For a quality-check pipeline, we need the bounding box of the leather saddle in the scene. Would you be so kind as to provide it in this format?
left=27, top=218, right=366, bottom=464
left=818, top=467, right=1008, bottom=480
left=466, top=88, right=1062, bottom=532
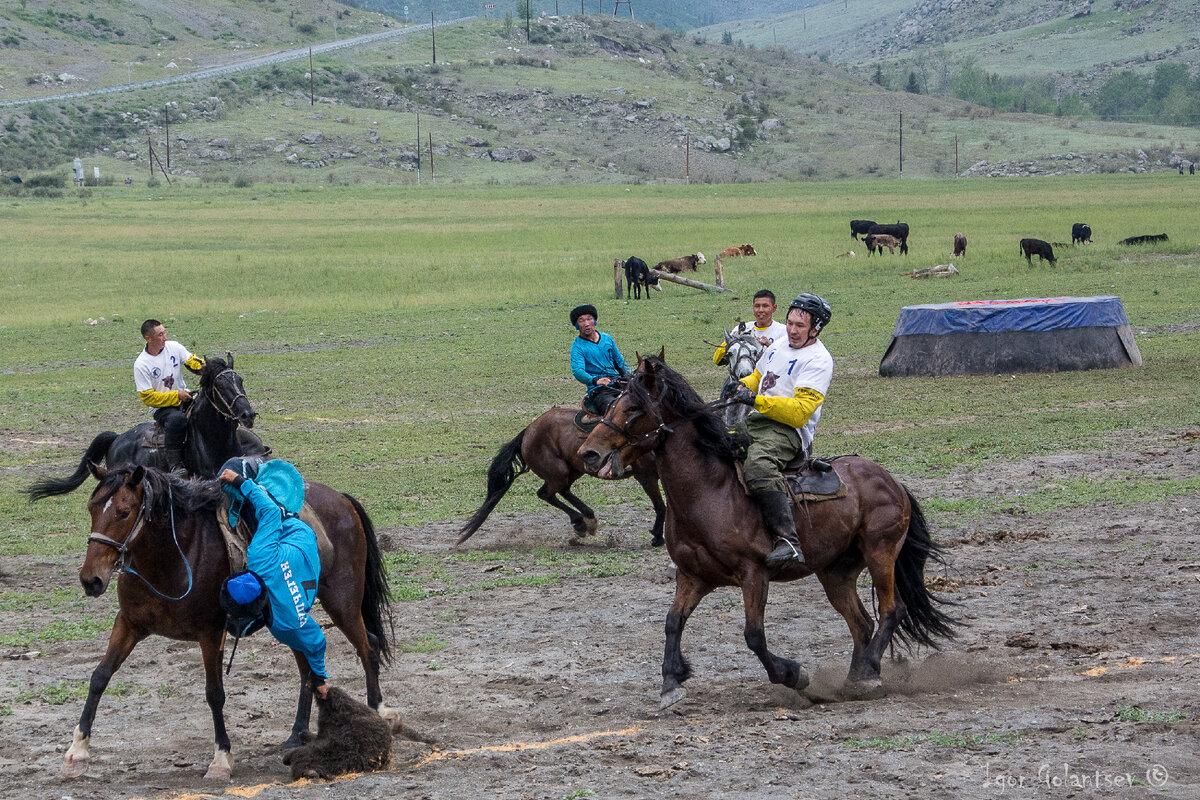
left=783, top=454, right=845, bottom=500
left=135, top=422, right=272, bottom=458
left=573, top=409, right=602, bottom=434
left=216, top=494, right=334, bottom=575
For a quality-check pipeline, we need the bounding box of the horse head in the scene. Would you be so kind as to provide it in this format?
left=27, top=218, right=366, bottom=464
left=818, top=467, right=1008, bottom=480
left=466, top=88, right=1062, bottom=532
left=199, top=355, right=256, bottom=429
left=580, top=350, right=671, bottom=478
left=724, top=332, right=764, bottom=381
left=80, top=465, right=147, bottom=597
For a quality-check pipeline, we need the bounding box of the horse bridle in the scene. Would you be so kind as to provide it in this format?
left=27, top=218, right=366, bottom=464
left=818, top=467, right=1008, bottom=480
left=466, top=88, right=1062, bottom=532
left=199, top=368, right=248, bottom=423
left=87, top=482, right=194, bottom=601
left=597, top=387, right=677, bottom=450
left=726, top=338, right=762, bottom=381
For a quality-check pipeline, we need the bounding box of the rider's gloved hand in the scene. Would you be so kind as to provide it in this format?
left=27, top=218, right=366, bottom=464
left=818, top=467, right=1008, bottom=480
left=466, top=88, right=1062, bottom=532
left=720, top=381, right=743, bottom=400
left=732, top=384, right=756, bottom=407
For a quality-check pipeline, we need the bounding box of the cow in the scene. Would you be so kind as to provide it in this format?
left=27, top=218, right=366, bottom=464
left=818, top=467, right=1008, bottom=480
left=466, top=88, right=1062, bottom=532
left=623, top=255, right=660, bottom=299
left=655, top=252, right=706, bottom=273
left=867, top=221, right=910, bottom=254
left=1019, top=238, right=1056, bottom=264
left=953, top=232, right=967, bottom=257
left=718, top=243, right=757, bottom=258
left=864, top=233, right=902, bottom=256
left=1071, top=223, right=1092, bottom=245
left=850, top=219, right=876, bottom=240
left=1120, top=233, right=1168, bottom=245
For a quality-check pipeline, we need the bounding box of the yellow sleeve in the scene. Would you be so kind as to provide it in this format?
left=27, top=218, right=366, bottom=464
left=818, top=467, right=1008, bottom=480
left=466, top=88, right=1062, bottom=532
left=139, top=388, right=182, bottom=408
left=713, top=342, right=729, bottom=365
left=741, top=370, right=763, bottom=393
left=184, top=354, right=206, bottom=373
left=753, top=387, right=824, bottom=429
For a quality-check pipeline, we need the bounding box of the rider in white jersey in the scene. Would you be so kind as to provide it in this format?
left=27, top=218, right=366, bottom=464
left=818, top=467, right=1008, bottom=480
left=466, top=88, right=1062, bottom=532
left=134, top=319, right=205, bottom=473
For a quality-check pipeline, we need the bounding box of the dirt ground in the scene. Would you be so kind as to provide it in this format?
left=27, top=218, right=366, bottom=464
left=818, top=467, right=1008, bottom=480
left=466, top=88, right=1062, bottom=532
left=2, top=435, right=1198, bottom=800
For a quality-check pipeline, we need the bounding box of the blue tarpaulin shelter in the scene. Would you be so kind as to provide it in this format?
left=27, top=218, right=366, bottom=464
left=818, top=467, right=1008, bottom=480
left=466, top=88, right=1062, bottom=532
left=879, top=296, right=1143, bottom=377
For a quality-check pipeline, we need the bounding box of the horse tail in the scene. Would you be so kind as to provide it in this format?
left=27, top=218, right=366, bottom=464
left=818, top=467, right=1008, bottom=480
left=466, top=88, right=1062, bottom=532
left=25, top=431, right=118, bottom=501
left=456, top=429, right=528, bottom=545
left=344, top=493, right=393, bottom=665
left=893, top=488, right=961, bottom=648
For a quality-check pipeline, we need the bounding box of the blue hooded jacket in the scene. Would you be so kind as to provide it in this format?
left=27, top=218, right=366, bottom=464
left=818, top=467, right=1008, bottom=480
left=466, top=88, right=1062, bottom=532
left=231, top=473, right=327, bottom=680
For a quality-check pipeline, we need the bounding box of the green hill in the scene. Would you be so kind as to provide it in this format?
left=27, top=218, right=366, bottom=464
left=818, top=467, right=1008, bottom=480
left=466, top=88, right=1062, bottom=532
left=0, top=0, right=392, bottom=100
left=2, top=14, right=1196, bottom=186
left=697, top=0, right=1200, bottom=102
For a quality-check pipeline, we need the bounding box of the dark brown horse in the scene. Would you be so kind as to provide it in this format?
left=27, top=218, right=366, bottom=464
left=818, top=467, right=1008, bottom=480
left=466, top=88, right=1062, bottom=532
left=578, top=355, right=957, bottom=707
left=457, top=406, right=666, bottom=547
left=57, top=464, right=394, bottom=781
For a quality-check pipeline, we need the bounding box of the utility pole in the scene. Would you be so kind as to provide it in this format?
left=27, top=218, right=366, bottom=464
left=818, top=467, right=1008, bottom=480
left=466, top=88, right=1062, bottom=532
left=431, top=11, right=436, bottom=63
left=899, top=112, right=903, bottom=179
left=164, top=105, right=170, bottom=169
left=416, top=110, right=421, bottom=186
left=309, top=47, right=315, bottom=105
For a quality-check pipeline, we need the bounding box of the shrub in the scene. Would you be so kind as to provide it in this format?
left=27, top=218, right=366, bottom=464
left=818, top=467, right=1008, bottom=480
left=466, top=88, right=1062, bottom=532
left=233, top=175, right=253, bottom=188
left=22, top=172, right=65, bottom=188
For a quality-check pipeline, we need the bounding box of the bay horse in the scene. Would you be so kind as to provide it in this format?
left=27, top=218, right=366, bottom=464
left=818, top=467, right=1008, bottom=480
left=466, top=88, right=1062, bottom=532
left=58, top=463, right=395, bottom=781
left=457, top=406, right=666, bottom=547
left=578, top=355, right=958, bottom=707
left=26, top=356, right=261, bottom=502
left=716, top=330, right=765, bottom=428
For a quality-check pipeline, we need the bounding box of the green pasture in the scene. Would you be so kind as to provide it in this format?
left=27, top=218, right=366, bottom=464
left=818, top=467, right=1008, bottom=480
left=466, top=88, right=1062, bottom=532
left=1, top=174, right=1197, bottom=557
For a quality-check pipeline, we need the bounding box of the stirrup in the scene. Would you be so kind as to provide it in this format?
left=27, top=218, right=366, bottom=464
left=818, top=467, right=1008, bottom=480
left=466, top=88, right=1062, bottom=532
left=765, top=538, right=803, bottom=568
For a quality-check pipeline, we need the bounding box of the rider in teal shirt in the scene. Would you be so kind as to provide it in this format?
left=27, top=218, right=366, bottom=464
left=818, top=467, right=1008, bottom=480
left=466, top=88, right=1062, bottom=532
left=569, top=304, right=629, bottom=414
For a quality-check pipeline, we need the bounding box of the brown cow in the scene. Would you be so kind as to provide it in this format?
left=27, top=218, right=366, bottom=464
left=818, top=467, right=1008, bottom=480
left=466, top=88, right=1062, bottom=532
left=718, top=243, right=757, bottom=258
left=953, top=232, right=967, bottom=257
left=864, top=233, right=901, bottom=256
left=655, top=252, right=706, bottom=273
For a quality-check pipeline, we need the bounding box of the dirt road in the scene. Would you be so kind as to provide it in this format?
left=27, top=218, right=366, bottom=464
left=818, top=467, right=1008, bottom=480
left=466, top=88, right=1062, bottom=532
left=2, top=437, right=1198, bottom=799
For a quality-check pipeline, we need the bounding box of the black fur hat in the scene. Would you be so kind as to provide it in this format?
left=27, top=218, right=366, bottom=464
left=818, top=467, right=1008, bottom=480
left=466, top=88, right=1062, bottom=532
left=570, top=304, right=598, bottom=328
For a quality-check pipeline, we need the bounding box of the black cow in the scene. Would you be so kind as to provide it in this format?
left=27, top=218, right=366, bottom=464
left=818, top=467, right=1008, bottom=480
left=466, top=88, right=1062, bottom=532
left=849, top=219, right=876, bottom=240
left=1120, top=233, right=1168, bottom=245
left=624, top=256, right=660, bottom=299
left=867, top=221, right=910, bottom=254
left=1071, top=223, right=1092, bottom=245
left=1019, top=238, right=1056, bottom=264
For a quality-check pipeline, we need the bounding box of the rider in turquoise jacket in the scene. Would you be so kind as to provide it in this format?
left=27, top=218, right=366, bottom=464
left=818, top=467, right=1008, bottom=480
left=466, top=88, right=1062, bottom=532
left=219, top=460, right=327, bottom=690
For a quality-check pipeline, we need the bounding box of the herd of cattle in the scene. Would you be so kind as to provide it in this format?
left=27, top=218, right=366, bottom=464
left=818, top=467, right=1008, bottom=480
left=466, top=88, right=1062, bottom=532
left=616, top=216, right=1169, bottom=298
left=852, top=218, right=1168, bottom=266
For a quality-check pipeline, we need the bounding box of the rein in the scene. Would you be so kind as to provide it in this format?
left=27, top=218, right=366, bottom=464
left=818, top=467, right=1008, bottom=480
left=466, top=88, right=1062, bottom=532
left=88, top=483, right=195, bottom=602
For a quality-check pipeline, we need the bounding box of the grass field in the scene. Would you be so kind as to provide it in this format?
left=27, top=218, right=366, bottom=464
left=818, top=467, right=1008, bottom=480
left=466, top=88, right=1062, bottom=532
left=1, top=174, right=1197, bottom=557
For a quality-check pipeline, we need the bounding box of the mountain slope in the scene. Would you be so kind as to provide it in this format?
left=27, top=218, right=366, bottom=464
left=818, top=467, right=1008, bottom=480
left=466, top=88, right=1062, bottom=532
left=0, top=0, right=393, bottom=101
left=1, top=15, right=1194, bottom=185
left=696, top=0, right=1200, bottom=96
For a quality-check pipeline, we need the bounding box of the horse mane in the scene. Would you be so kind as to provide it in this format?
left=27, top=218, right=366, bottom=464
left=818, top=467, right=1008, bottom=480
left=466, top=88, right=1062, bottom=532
left=631, top=357, right=748, bottom=464
left=199, top=355, right=230, bottom=391
left=94, top=466, right=225, bottom=520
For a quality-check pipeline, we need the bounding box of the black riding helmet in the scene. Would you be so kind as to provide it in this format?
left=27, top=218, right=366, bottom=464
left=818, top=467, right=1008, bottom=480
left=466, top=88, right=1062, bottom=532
left=788, top=293, right=832, bottom=334
left=570, top=304, right=599, bottom=328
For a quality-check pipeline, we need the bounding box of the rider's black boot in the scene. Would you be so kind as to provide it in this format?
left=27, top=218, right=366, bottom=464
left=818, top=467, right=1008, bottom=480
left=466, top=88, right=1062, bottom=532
left=164, top=448, right=187, bottom=477
left=753, top=490, right=805, bottom=568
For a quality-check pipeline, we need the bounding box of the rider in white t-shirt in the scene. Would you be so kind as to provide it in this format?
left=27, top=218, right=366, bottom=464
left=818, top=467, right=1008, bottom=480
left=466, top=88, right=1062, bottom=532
left=713, top=289, right=789, bottom=366
left=722, top=294, right=834, bottom=568
left=134, top=318, right=205, bottom=474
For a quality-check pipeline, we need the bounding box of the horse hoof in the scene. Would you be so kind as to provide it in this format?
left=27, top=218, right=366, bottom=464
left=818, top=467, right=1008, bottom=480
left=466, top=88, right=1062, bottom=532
left=659, top=687, right=686, bottom=710
left=584, top=517, right=599, bottom=535
left=204, top=748, right=233, bottom=782
left=60, top=756, right=89, bottom=779
left=378, top=705, right=403, bottom=733
left=788, top=666, right=811, bottom=692
left=842, top=678, right=885, bottom=701
left=650, top=533, right=665, bottom=548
